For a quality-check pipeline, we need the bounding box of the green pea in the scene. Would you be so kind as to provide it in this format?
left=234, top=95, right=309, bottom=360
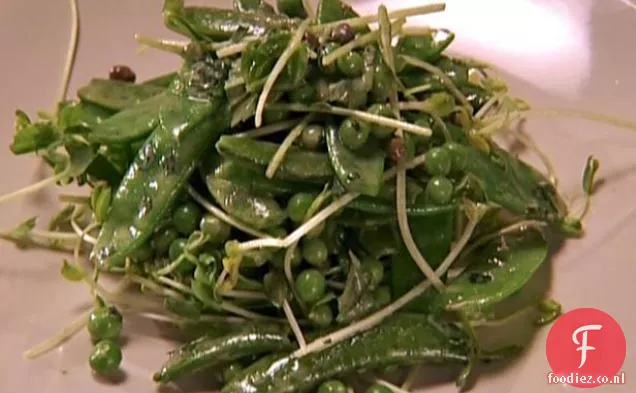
left=366, top=384, right=393, bottom=393
left=373, top=286, right=391, bottom=307
left=199, top=214, right=231, bottom=245
left=339, top=118, right=369, bottom=150
left=320, top=43, right=340, bottom=75
left=363, top=259, right=384, bottom=286
left=271, top=246, right=302, bottom=270
left=425, top=176, right=454, bottom=205
left=367, top=104, right=395, bottom=138
left=309, top=304, right=333, bottom=327
left=172, top=202, right=202, bottom=235
left=425, top=146, right=452, bottom=176
left=269, top=226, right=288, bottom=239
left=445, top=142, right=467, bottom=172
left=130, top=241, right=154, bottom=263
left=336, top=51, right=364, bottom=77
left=263, top=109, right=289, bottom=124
left=301, top=124, right=324, bottom=150
left=168, top=238, right=188, bottom=262
left=318, top=379, right=348, bottom=393
left=89, top=340, right=122, bottom=376
left=87, top=306, right=123, bottom=341
left=289, top=84, right=315, bottom=103
left=295, top=269, right=326, bottom=303
left=287, top=192, right=315, bottom=223
left=222, top=362, right=244, bottom=383
left=153, top=227, right=178, bottom=256
left=302, top=238, right=328, bottom=267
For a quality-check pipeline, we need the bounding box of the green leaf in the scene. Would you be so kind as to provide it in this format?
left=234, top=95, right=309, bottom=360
left=60, top=260, right=86, bottom=282
left=1, top=217, right=38, bottom=248
left=336, top=252, right=378, bottom=322
left=65, top=141, right=96, bottom=177
left=241, top=32, right=291, bottom=86
left=48, top=205, right=75, bottom=231
left=165, top=297, right=202, bottom=319
left=77, top=78, right=163, bottom=112
left=396, top=29, right=455, bottom=64
left=325, top=125, right=385, bottom=196
left=316, top=0, right=365, bottom=31
left=10, top=113, right=58, bottom=154
left=439, top=228, right=548, bottom=313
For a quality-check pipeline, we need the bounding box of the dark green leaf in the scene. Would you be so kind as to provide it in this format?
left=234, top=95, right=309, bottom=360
left=439, top=228, right=548, bottom=313
left=241, top=32, right=291, bottom=85
left=336, top=252, right=377, bottom=322
left=325, top=125, right=385, bottom=196
left=264, top=272, right=291, bottom=307
left=10, top=114, right=57, bottom=154
left=316, top=0, right=367, bottom=33
left=165, top=297, right=202, bottom=319
left=396, top=29, right=455, bottom=64
left=60, top=260, right=86, bottom=282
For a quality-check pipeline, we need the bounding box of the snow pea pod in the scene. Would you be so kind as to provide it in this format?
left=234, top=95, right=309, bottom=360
left=216, top=136, right=333, bottom=182
left=91, top=57, right=230, bottom=269
left=163, top=0, right=296, bottom=42
left=346, top=197, right=455, bottom=217
left=438, top=228, right=548, bottom=313
left=221, top=314, right=469, bottom=393
left=154, top=323, right=292, bottom=383
left=77, top=78, right=164, bottom=112
left=207, top=177, right=287, bottom=230
left=86, top=93, right=169, bottom=145
left=325, top=124, right=385, bottom=197
left=205, top=158, right=321, bottom=196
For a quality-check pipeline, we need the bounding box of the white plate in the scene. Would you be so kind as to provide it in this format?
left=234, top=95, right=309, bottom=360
left=0, top=1, right=633, bottom=392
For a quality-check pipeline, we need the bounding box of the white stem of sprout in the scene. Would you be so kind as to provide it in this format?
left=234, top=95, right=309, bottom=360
left=265, top=114, right=314, bottom=179
left=24, top=309, right=90, bottom=359
left=58, top=0, right=80, bottom=103
left=255, top=19, right=311, bottom=128
left=0, top=175, right=61, bottom=206
left=134, top=34, right=187, bottom=55
left=375, top=379, right=412, bottom=393
left=219, top=302, right=274, bottom=321
left=222, top=290, right=267, bottom=300
left=269, top=103, right=432, bottom=137
left=283, top=300, right=307, bottom=348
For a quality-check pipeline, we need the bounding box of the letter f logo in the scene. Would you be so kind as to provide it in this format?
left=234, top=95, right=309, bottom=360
left=572, top=324, right=602, bottom=368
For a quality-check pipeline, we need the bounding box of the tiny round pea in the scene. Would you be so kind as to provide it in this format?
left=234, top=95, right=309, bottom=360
left=130, top=241, right=154, bottom=263
left=318, top=379, right=348, bottom=393
left=89, top=340, right=122, bottom=376
left=269, top=226, right=288, bottom=239
left=425, top=176, right=454, bottom=205
left=373, top=286, right=391, bottom=307
left=222, top=362, right=244, bottom=383
left=305, top=219, right=326, bottom=239
left=309, top=304, right=333, bottom=327
left=339, top=118, right=369, bottom=150
left=87, top=306, right=123, bottom=341
left=301, top=124, right=324, bottom=150
left=367, top=104, right=395, bottom=138
left=168, top=238, right=188, bottom=262
left=289, top=84, right=315, bottom=103
left=287, top=192, right=315, bottom=223
left=302, top=238, right=328, bottom=267
left=199, top=214, right=231, bottom=245
left=425, top=146, right=452, bottom=176
left=366, top=384, right=393, bottom=393
left=363, top=259, right=384, bottom=286
left=173, top=202, right=202, bottom=235
left=445, top=142, right=467, bottom=172
left=336, top=51, right=364, bottom=77
left=153, top=227, right=178, bottom=256
left=271, top=246, right=302, bottom=270
left=295, top=269, right=326, bottom=303
left=320, top=43, right=340, bottom=75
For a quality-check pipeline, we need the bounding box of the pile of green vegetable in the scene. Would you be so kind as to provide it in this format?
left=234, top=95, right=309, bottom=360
left=2, top=0, right=602, bottom=392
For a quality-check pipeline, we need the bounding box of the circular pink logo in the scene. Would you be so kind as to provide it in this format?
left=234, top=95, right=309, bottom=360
left=546, top=308, right=626, bottom=388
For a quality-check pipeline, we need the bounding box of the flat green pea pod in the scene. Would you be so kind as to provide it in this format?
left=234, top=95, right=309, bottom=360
left=86, top=93, right=169, bottom=145
left=216, top=136, right=333, bottom=182
left=92, top=56, right=230, bottom=270
left=153, top=323, right=292, bottom=383
left=221, top=314, right=469, bottom=393
left=77, top=78, right=164, bottom=112
left=204, top=158, right=320, bottom=196
left=207, top=178, right=287, bottom=230
left=396, top=29, right=455, bottom=64
left=446, top=142, right=566, bottom=222
left=346, top=198, right=456, bottom=217
left=163, top=0, right=296, bottom=42
left=325, top=124, right=385, bottom=197
left=438, top=228, right=548, bottom=314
